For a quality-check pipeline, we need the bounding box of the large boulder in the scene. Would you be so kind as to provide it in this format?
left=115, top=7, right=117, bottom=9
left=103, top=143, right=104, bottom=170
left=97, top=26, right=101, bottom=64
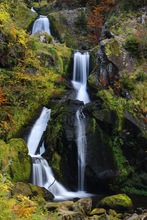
left=97, top=194, right=133, bottom=212
left=11, top=182, right=54, bottom=201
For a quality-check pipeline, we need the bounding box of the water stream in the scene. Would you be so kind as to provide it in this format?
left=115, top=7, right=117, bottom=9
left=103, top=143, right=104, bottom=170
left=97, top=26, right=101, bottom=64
left=72, top=51, right=90, bottom=191
left=32, top=15, right=51, bottom=35
left=27, top=107, right=92, bottom=200
left=72, top=51, right=90, bottom=104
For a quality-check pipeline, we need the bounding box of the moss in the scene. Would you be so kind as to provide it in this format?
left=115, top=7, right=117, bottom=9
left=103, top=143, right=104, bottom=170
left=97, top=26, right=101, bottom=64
left=0, top=139, right=31, bottom=182
left=8, top=138, right=31, bottom=182
left=105, top=40, right=120, bottom=57
left=51, top=152, right=62, bottom=179
left=98, top=194, right=133, bottom=212
left=9, top=2, right=38, bottom=30
left=0, top=140, right=10, bottom=177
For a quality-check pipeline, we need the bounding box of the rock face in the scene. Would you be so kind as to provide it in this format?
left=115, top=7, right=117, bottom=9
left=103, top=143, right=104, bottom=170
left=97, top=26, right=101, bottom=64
left=89, top=40, right=119, bottom=92
left=49, top=8, right=93, bottom=49
left=44, top=99, right=83, bottom=190
left=44, top=93, right=147, bottom=194
left=44, top=99, right=119, bottom=192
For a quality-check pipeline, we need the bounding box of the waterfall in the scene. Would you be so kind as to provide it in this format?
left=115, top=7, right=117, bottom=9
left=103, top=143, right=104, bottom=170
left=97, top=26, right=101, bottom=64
left=27, top=107, right=92, bottom=200
left=27, top=107, right=51, bottom=155
left=72, top=51, right=90, bottom=191
left=76, top=109, right=87, bottom=191
left=27, top=107, right=68, bottom=200
left=72, top=51, right=90, bottom=104
left=31, top=7, right=36, bottom=13
left=32, top=15, right=51, bottom=35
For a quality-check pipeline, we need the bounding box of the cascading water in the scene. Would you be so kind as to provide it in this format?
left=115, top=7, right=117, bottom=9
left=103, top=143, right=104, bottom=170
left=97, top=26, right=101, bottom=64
left=72, top=51, right=90, bottom=104
left=27, top=107, right=68, bottom=200
left=72, top=51, right=90, bottom=191
left=31, top=7, right=36, bottom=13
left=27, top=107, right=92, bottom=200
left=32, top=15, right=51, bottom=35
left=76, top=109, right=87, bottom=191
left=27, top=107, right=50, bottom=155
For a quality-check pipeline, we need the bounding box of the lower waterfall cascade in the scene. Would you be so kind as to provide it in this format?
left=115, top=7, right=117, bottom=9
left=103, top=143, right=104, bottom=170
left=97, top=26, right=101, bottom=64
left=27, top=107, right=92, bottom=200
left=75, top=109, right=88, bottom=191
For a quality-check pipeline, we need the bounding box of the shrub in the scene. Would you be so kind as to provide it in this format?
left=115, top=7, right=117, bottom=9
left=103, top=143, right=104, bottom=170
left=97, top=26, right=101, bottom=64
left=75, top=10, right=88, bottom=29
left=136, top=71, right=147, bottom=81
left=106, top=15, right=118, bottom=27
left=124, top=34, right=140, bottom=57
left=120, top=76, right=135, bottom=91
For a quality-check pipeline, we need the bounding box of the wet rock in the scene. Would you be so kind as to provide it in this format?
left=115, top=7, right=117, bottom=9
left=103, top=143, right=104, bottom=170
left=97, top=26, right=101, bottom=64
left=126, top=213, right=138, bottom=220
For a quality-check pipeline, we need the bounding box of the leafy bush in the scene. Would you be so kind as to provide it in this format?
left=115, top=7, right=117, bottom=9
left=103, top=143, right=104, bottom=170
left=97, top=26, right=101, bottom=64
left=120, top=76, right=135, bottom=91
left=75, top=10, right=88, bottom=29
left=106, top=15, right=118, bottom=27
left=124, top=34, right=140, bottom=57
left=136, top=71, right=147, bottom=81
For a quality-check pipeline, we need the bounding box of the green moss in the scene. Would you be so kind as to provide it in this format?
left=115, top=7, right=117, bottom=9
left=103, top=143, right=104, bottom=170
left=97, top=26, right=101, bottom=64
left=8, top=138, right=31, bottom=182
left=0, top=139, right=31, bottom=182
left=98, top=194, right=133, bottom=212
left=0, top=140, right=10, bottom=177
left=105, top=40, right=120, bottom=57
left=120, top=76, right=135, bottom=91
left=51, top=152, right=62, bottom=179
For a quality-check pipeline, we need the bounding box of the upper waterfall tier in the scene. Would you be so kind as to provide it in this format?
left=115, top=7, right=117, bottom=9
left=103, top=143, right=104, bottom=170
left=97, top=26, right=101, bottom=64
left=32, top=15, right=51, bottom=35
left=72, top=51, right=90, bottom=104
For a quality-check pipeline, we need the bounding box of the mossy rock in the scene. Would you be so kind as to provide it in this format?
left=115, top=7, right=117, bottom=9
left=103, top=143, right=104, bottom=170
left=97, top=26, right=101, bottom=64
left=28, top=183, right=54, bottom=201
left=8, top=138, right=31, bottom=182
left=98, top=194, right=133, bottom=212
left=11, top=182, right=33, bottom=197
left=90, top=208, right=106, bottom=215
left=11, top=2, right=38, bottom=30
left=11, top=182, right=54, bottom=201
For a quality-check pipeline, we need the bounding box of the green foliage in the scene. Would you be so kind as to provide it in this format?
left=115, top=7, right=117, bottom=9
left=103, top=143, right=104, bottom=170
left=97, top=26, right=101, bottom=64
left=110, top=136, right=132, bottom=177
left=120, top=76, right=135, bottom=91
left=118, top=0, right=146, bottom=11
left=136, top=71, right=147, bottom=82
left=98, top=88, right=127, bottom=130
left=106, top=15, right=118, bottom=27
left=124, top=34, right=140, bottom=57
left=75, top=10, right=88, bottom=29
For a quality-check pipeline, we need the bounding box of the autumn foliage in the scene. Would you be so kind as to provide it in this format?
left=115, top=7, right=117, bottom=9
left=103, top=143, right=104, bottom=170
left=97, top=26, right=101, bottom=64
left=88, top=0, right=116, bottom=43
left=0, top=89, right=7, bottom=106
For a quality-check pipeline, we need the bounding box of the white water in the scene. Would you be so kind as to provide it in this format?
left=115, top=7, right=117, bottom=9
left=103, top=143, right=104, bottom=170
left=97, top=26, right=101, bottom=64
left=76, top=109, right=87, bottom=191
left=31, top=7, right=36, bottom=13
left=27, top=107, right=51, bottom=155
left=32, top=15, right=51, bottom=35
left=27, top=107, right=92, bottom=200
left=72, top=51, right=90, bottom=104
left=72, top=51, right=90, bottom=191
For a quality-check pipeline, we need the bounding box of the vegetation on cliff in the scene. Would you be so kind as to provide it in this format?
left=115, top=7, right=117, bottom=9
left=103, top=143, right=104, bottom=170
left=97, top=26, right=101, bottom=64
left=0, top=0, right=147, bottom=218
